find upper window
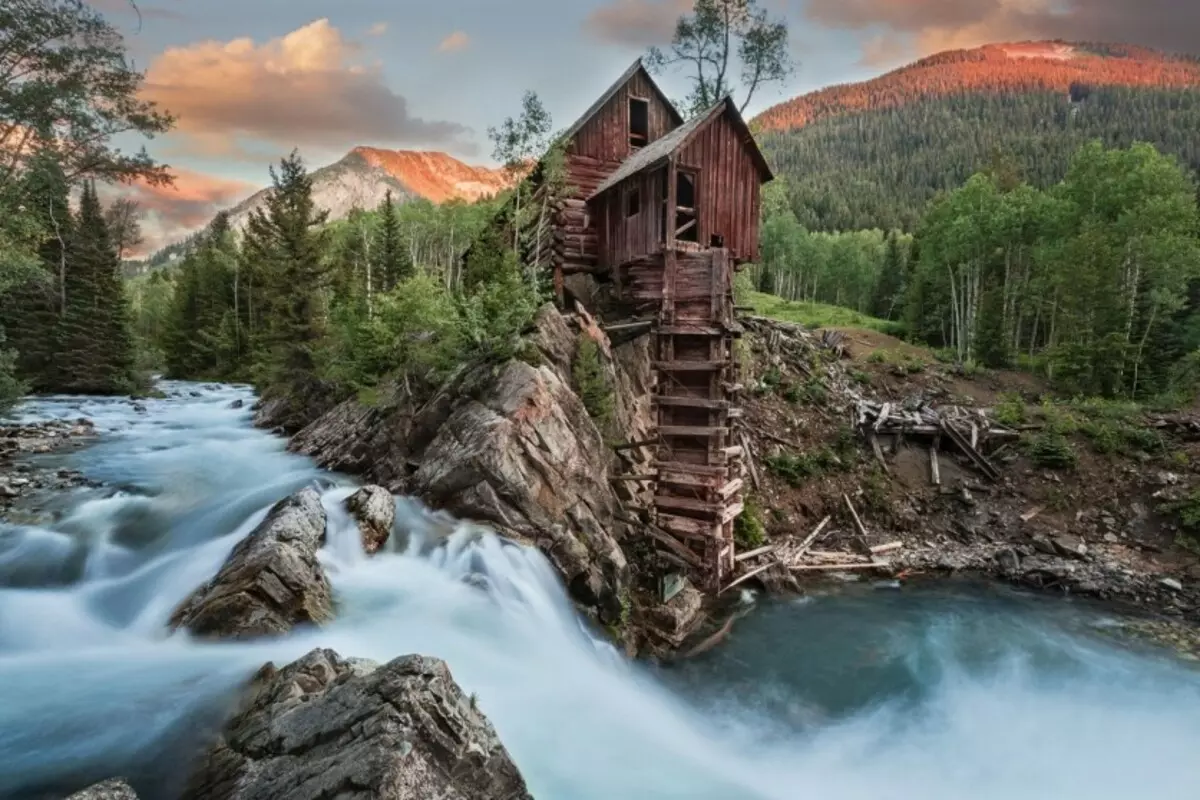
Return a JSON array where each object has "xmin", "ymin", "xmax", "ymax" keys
[{"xmin": 629, "ymin": 97, "xmax": 649, "ymax": 149}]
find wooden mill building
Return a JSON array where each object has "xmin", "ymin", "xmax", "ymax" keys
[{"xmin": 520, "ymin": 60, "xmax": 773, "ymax": 591}]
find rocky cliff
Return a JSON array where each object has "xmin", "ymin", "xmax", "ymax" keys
[{"xmin": 286, "ymin": 302, "xmax": 704, "ymax": 653}]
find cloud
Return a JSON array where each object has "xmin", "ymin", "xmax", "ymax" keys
[
  {"xmin": 101, "ymin": 167, "xmax": 256, "ymax": 256},
  {"xmin": 584, "ymin": 0, "xmax": 691, "ymax": 47},
  {"xmin": 437, "ymin": 31, "xmax": 471, "ymax": 53},
  {"xmin": 858, "ymin": 34, "xmax": 914, "ymax": 68},
  {"xmin": 805, "ymin": 0, "xmax": 1200, "ymax": 60},
  {"xmin": 368, "ymin": 22, "xmax": 388, "ymax": 37},
  {"xmin": 139, "ymin": 19, "xmax": 470, "ymax": 157}
]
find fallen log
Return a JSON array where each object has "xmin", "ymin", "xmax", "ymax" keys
[
  {"xmin": 843, "ymin": 494, "xmax": 869, "ymax": 538},
  {"xmin": 870, "ymin": 541, "xmax": 904, "ymax": 555},
  {"xmin": 790, "ymin": 561, "xmax": 891, "ymax": 573},
  {"xmin": 720, "ymin": 561, "xmax": 777, "ymax": 595},
  {"xmin": 794, "ymin": 516, "xmax": 832, "ymax": 560},
  {"xmin": 735, "ymin": 544, "xmax": 778, "ymax": 562}
]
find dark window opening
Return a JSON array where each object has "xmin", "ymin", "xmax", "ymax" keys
[
  {"xmin": 675, "ymin": 171, "xmax": 698, "ymax": 243},
  {"xmin": 626, "ymin": 187, "xmax": 641, "ymax": 219},
  {"xmin": 710, "ymin": 234, "xmax": 724, "ymax": 248},
  {"xmin": 629, "ymin": 98, "xmax": 649, "ymax": 148}
]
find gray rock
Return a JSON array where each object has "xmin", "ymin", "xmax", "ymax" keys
[
  {"xmin": 995, "ymin": 548, "xmax": 1021, "ymax": 573},
  {"xmin": 345, "ymin": 485, "xmax": 394, "ymax": 554},
  {"xmin": 170, "ymin": 488, "xmax": 333, "ymax": 639},
  {"xmin": 1052, "ymin": 534, "xmax": 1087, "ymax": 559},
  {"xmin": 1103, "ymin": 533, "xmax": 1120, "ymax": 544},
  {"xmin": 65, "ymin": 779, "xmax": 138, "ymax": 799},
  {"xmin": 182, "ymin": 648, "xmax": 532, "ymax": 800},
  {"xmin": 229, "ymin": 399, "xmax": 245, "ymax": 410},
  {"xmin": 1161, "ymin": 577, "xmax": 1184, "ymax": 592}
]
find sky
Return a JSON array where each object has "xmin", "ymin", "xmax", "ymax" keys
[{"xmin": 95, "ymin": 0, "xmax": 1200, "ymax": 252}]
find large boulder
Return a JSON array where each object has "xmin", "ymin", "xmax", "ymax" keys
[
  {"xmin": 182, "ymin": 648, "xmax": 532, "ymax": 800},
  {"xmin": 345, "ymin": 485, "xmax": 395, "ymax": 554},
  {"xmin": 411, "ymin": 356, "xmax": 628, "ymax": 622},
  {"xmin": 170, "ymin": 488, "xmax": 333, "ymax": 639}
]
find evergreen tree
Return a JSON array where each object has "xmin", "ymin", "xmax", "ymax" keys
[
  {"xmin": 870, "ymin": 230, "xmax": 906, "ymax": 320},
  {"xmin": 377, "ymin": 190, "xmax": 411, "ymax": 292},
  {"xmin": 241, "ymin": 151, "xmax": 331, "ymax": 423},
  {"xmin": 57, "ymin": 181, "xmax": 137, "ymax": 393}
]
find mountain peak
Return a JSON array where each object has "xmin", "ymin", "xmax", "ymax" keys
[
  {"xmin": 345, "ymin": 147, "xmax": 510, "ymax": 203},
  {"xmin": 754, "ymin": 40, "xmax": 1200, "ymax": 132}
]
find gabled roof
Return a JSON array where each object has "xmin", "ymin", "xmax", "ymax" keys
[
  {"xmin": 588, "ymin": 96, "xmax": 774, "ymax": 200},
  {"xmin": 560, "ymin": 58, "xmax": 684, "ymax": 145}
]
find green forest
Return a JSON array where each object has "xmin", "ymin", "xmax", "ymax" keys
[
  {"xmin": 760, "ymin": 87, "xmax": 1200, "ymax": 232},
  {"xmin": 753, "ymin": 140, "xmax": 1200, "ymax": 401}
]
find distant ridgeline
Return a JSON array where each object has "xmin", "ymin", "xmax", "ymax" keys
[{"xmin": 753, "ymin": 42, "xmax": 1200, "ymax": 232}]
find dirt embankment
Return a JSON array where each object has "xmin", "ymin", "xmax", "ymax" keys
[{"xmin": 733, "ymin": 317, "xmax": 1200, "ymax": 633}]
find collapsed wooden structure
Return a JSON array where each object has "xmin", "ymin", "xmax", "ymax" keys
[{"xmin": 504, "ymin": 60, "xmax": 774, "ymax": 590}]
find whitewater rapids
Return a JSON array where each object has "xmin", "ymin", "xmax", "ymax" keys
[{"xmin": 1, "ymin": 383, "xmax": 1200, "ymax": 799}]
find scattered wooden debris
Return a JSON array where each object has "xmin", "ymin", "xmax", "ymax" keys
[
  {"xmin": 795, "ymin": 516, "xmax": 832, "ymax": 560},
  {"xmin": 852, "ymin": 399, "xmax": 1015, "ymax": 481},
  {"xmin": 870, "ymin": 541, "xmax": 904, "ymax": 555},
  {"xmin": 843, "ymin": 494, "xmax": 869, "ymax": 538},
  {"xmin": 720, "ymin": 562, "xmax": 777, "ymax": 594},
  {"xmin": 790, "ymin": 561, "xmax": 890, "ymax": 573},
  {"xmin": 734, "ymin": 544, "xmax": 778, "ymax": 562}
]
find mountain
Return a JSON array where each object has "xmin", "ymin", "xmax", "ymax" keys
[
  {"xmin": 222, "ymin": 147, "xmax": 512, "ymax": 232},
  {"xmin": 753, "ymin": 41, "xmax": 1200, "ymax": 232},
  {"xmin": 134, "ymin": 149, "xmax": 512, "ymax": 271}
]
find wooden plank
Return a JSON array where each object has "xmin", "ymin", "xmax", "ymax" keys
[
  {"xmin": 645, "ymin": 525, "xmax": 704, "ymax": 568},
  {"xmin": 735, "ymin": 544, "xmax": 778, "ymax": 562},
  {"xmin": 790, "ymin": 562, "xmax": 891, "ymax": 573},
  {"xmin": 658, "ymin": 513, "xmax": 718, "ymax": 539},
  {"xmin": 720, "ymin": 562, "xmax": 776, "ymax": 595},
  {"xmin": 843, "ymin": 494, "xmax": 869, "ymax": 538},
  {"xmin": 659, "ymin": 425, "xmax": 727, "ymax": 437},
  {"xmin": 613, "ymin": 438, "xmax": 659, "ymax": 452},
  {"xmin": 653, "ymin": 360, "xmax": 727, "ymax": 371},
  {"xmin": 655, "ymin": 495, "xmax": 722, "ymax": 516},
  {"xmin": 718, "ymin": 478, "xmax": 744, "ymax": 500},
  {"xmin": 793, "ymin": 516, "xmax": 831, "ymax": 562},
  {"xmin": 652, "ymin": 395, "xmax": 730, "ymax": 410}
]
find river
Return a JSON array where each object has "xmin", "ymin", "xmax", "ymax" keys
[{"xmin": 2, "ymin": 382, "xmax": 1200, "ymax": 799}]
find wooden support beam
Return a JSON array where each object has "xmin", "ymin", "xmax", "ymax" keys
[
  {"xmin": 652, "ymin": 395, "xmax": 730, "ymax": 410},
  {"xmin": 659, "ymin": 425, "xmax": 728, "ymax": 438},
  {"xmin": 653, "ymin": 360, "xmax": 727, "ymax": 372},
  {"xmin": 790, "ymin": 562, "xmax": 890, "ymax": 573},
  {"xmin": 610, "ymin": 473, "xmax": 656, "ymax": 483},
  {"xmin": 720, "ymin": 562, "xmax": 776, "ymax": 595},
  {"xmin": 645, "ymin": 525, "xmax": 704, "ymax": 568}
]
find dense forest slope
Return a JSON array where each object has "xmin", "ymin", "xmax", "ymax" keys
[{"xmin": 754, "ymin": 42, "xmax": 1200, "ymax": 231}]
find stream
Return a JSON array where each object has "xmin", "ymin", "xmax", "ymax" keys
[{"xmin": 2, "ymin": 382, "xmax": 1200, "ymax": 799}]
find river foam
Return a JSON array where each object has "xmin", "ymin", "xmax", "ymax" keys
[{"xmin": 2, "ymin": 383, "xmax": 1200, "ymax": 799}]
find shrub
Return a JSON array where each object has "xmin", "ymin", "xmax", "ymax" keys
[
  {"xmin": 994, "ymin": 393, "xmax": 1027, "ymax": 427},
  {"xmin": 735, "ymin": 495, "xmax": 767, "ymax": 548},
  {"xmin": 1025, "ymin": 431, "xmax": 1077, "ymax": 469},
  {"xmin": 572, "ymin": 337, "xmax": 614, "ymax": 427}
]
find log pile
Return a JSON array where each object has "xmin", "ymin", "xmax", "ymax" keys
[{"xmin": 853, "ymin": 399, "xmax": 1019, "ymax": 483}]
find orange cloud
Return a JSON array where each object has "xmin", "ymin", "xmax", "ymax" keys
[
  {"xmin": 583, "ymin": 0, "xmax": 691, "ymax": 47},
  {"xmin": 139, "ymin": 19, "xmax": 470, "ymax": 157},
  {"xmin": 102, "ymin": 167, "xmax": 256, "ymax": 256},
  {"xmin": 437, "ymin": 31, "xmax": 471, "ymax": 53}
]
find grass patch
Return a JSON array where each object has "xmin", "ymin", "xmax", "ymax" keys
[
  {"xmin": 764, "ymin": 434, "xmax": 856, "ymax": 487},
  {"xmin": 994, "ymin": 393, "xmax": 1027, "ymax": 427},
  {"xmin": 744, "ymin": 291, "xmax": 904, "ymax": 336}
]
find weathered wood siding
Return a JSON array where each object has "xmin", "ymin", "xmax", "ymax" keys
[
  {"xmin": 677, "ymin": 112, "xmax": 763, "ymax": 264},
  {"xmin": 596, "ymin": 169, "xmax": 666, "ymax": 269},
  {"xmin": 568, "ymin": 70, "xmax": 678, "ymax": 164}
]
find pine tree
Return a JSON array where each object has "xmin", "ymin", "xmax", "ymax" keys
[
  {"xmin": 377, "ymin": 190, "xmax": 410, "ymax": 292},
  {"xmin": 57, "ymin": 182, "xmax": 137, "ymax": 393},
  {"xmin": 870, "ymin": 230, "xmax": 906, "ymax": 320},
  {"xmin": 242, "ymin": 151, "xmax": 332, "ymax": 423}
]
